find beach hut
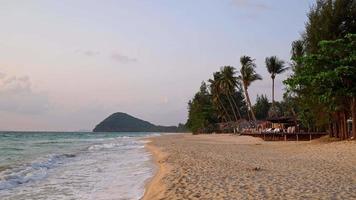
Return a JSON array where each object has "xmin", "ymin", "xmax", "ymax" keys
[
  {"xmin": 266, "ymin": 117, "xmax": 297, "ymax": 133},
  {"xmin": 256, "ymin": 121, "xmax": 272, "ymax": 133}
]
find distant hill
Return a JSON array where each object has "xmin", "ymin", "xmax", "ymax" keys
[{"xmin": 93, "ymin": 112, "xmax": 186, "ymax": 132}]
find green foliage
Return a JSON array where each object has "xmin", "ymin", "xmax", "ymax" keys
[
  {"xmin": 304, "ymin": 0, "xmax": 356, "ymax": 53},
  {"xmin": 239, "ymin": 56, "xmax": 262, "ymax": 87},
  {"xmin": 186, "ymin": 82, "xmax": 217, "ymax": 133},
  {"xmin": 285, "ymin": 34, "xmax": 356, "ymax": 130},
  {"xmin": 93, "ymin": 112, "xmax": 185, "ymax": 132},
  {"xmin": 265, "ymin": 56, "xmax": 288, "ymax": 79},
  {"xmin": 208, "ymin": 67, "xmax": 248, "ymax": 122},
  {"xmin": 220, "ymin": 66, "xmax": 239, "ymax": 95},
  {"xmin": 253, "ymin": 95, "xmax": 271, "ymax": 120},
  {"xmin": 220, "ymin": 66, "xmax": 241, "ymax": 121},
  {"xmin": 265, "ymin": 56, "xmax": 288, "ymax": 118},
  {"xmin": 284, "ymin": 0, "xmax": 356, "ymax": 134},
  {"xmin": 239, "ymin": 56, "xmax": 262, "ymax": 121},
  {"xmin": 187, "ymin": 66, "xmax": 249, "ymax": 133},
  {"xmin": 233, "ymin": 87, "xmax": 249, "ymax": 119}
]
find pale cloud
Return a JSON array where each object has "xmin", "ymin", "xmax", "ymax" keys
[
  {"xmin": 0, "ymin": 74, "xmax": 50, "ymax": 114},
  {"xmin": 77, "ymin": 50, "xmax": 137, "ymax": 63},
  {"xmin": 231, "ymin": 0, "xmax": 270, "ymax": 10},
  {"xmin": 83, "ymin": 50, "xmax": 100, "ymax": 57},
  {"xmin": 110, "ymin": 53, "xmax": 137, "ymax": 63},
  {"xmin": 76, "ymin": 50, "xmax": 100, "ymax": 57}
]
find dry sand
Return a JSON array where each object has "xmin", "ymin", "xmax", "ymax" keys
[{"xmin": 142, "ymin": 133, "xmax": 356, "ymax": 200}]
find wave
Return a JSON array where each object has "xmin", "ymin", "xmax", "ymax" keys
[
  {"xmin": 0, "ymin": 147, "xmax": 24, "ymax": 151},
  {"xmin": 0, "ymin": 133, "xmax": 155, "ymax": 199},
  {"xmin": 1, "ymin": 139, "xmax": 143, "ymax": 191},
  {"xmin": 88, "ymin": 143, "xmax": 122, "ymax": 150},
  {"xmin": 0, "ymin": 153, "xmax": 76, "ymax": 190},
  {"xmin": 88, "ymin": 140, "xmax": 145, "ymax": 151}
]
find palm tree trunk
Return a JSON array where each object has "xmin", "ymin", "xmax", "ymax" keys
[
  {"xmin": 243, "ymin": 85, "xmax": 257, "ymax": 121},
  {"xmin": 329, "ymin": 122, "xmax": 334, "ymax": 137},
  {"xmin": 217, "ymin": 95, "xmax": 232, "ymax": 122},
  {"xmin": 230, "ymin": 95, "xmax": 242, "ymax": 119},
  {"xmin": 342, "ymin": 111, "xmax": 347, "ymax": 139},
  {"xmin": 227, "ymin": 95, "xmax": 239, "ymax": 122},
  {"xmin": 336, "ymin": 112, "xmax": 341, "ymax": 138},
  {"xmin": 352, "ymin": 97, "xmax": 356, "ymax": 139},
  {"xmin": 272, "ymin": 77, "xmax": 275, "ymax": 108},
  {"xmin": 247, "ymin": 109, "xmax": 251, "ymax": 121}
]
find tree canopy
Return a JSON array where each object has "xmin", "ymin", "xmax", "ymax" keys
[{"xmin": 253, "ymin": 95, "xmax": 271, "ymax": 120}]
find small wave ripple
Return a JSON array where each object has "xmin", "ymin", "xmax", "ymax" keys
[{"xmin": 0, "ymin": 153, "xmax": 75, "ymax": 190}]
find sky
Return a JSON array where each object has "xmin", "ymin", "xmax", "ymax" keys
[{"xmin": 0, "ymin": 0, "xmax": 314, "ymax": 131}]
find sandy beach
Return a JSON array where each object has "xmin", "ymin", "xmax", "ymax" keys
[{"xmin": 143, "ymin": 134, "xmax": 356, "ymax": 200}]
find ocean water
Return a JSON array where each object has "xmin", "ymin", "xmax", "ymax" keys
[{"xmin": 0, "ymin": 131, "xmax": 159, "ymax": 200}]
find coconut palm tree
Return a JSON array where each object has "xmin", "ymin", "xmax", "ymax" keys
[
  {"xmin": 291, "ymin": 40, "xmax": 304, "ymax": 62},
  {"xmin": 291, "ymin": 40, "xmax": 305, "ymax": 72},
  {"xmin": 208, "ymin": 72, "xmax": 232, "ymax": 122},
  {"xmin": 239, "ymin": 56, "xmax": 262, "ymax": 121},
  {"xmin": 220, "ymin": 66, "xmax": 242, "ymax": 121},
  {"xmin": 265, "ymin": 56, "xmax": 288, "ymax": 108}
]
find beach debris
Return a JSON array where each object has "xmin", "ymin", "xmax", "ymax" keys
[{"xmin": 252, "ymin": 167, "xmax": 262, "ymax": 171}]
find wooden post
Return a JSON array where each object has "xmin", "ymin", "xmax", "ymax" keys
[
  {"xmin": 296, "ymin": 133, "xmax": 299, "ymax": 142},
  {"xmin": 309, "ymin": 133, "xmax": 312, "ymax": 141},
  {"xmin": 284, "ymin": 134, "xmax": 287, "ymax": 142}
]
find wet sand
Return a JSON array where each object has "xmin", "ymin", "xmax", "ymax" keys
[{"xmin": 143, "ymin": 133, "xmax": 356, "ymax": 200}]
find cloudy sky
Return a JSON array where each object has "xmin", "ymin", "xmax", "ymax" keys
[{"xmin": 0, "ymin": 0, "xmax": 313, "ymax": 131}]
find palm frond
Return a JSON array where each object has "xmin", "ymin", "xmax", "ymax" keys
[
  {"xmin": 239, "ymin": 55, "xmax": 262, "ymax": 87},
  {"xmin": 265, "ymin": 56, "xmax": 288, "ymax": 76}
]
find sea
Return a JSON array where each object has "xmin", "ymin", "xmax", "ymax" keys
[{"xmin": 0, "ymin": 131, "xmax": 160, "ymax": 200}]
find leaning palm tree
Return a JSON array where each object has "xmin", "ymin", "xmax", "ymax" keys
[
  {"xmin": 208, "ymin": 72, "xmax": 232, "ymax": 122},
  {"xmin": 265, "ymin": 56, "xmax": 288, "ymax": 108},
  {"xmin": 239, "ymin": 56, "xmax": 262, "ymax": 121},
  {"xmin": 220, "ymin": 66, "xmax": 242, "ymax": 121}
]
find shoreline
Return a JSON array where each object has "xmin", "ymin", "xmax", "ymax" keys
[
  {"xmin": 141, "ymin": 133, "xmax": 356, "ymax": 199},
  {"xmin": 142, "ymin": 133, "xmax": 187, "ymax": 200},
  {"xmin": 142, "ymin": 139, "xmax": 169, "ymax": 200}
]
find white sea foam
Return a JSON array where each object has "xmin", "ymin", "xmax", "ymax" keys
[
  {"xmin": 0, "ymin": 153, "xmax": 76, "ymax": 190},
  {"xmin": 0, "ymin": 133, "xmax": 155, "ymax": 200}
]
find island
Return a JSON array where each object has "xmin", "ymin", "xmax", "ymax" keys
[{"xmin": 93, "ymin": 112, "xmax": 186, "ymax": 132}]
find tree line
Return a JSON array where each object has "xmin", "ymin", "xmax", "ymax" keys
[
  {"xmin": 186, "ymin": 55, "xmax": 288, "ymax": 133},
  {"xmin": 284, "ymin": 0, "xmax": 356, "ymax": 139},
  {"xmin": 187, "ymin": 0, "xmax": 356, "ymax": 139}
]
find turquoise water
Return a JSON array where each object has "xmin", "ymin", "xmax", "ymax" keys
[{"xmin": 0, "ymin": 131, "xmax": 158, "ymax": 200}]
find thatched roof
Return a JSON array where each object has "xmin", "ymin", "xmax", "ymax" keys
[{"xmin": 266, "ymin": 116, "xmax": 295, "ymax": 124}]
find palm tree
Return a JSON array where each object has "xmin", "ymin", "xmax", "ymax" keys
[
  {"xmin": 291, "ymin": 40, "xmax": 304, "ymax": 62},
  {"xmin": 220, "ymin": 66, "xmax": 242, "ymax": 121},
  {"xmin": 239, "ymin": 56, "xmax": 262, "ymax": 121},
  {"xmin": 265, "ymin": 56, "xmax": 288, "ymax": 108},
  {"xmin": 209, "ymin": 72, "xmax": 232, "ymax": 122},
  {"xmin": 291, "ymin": 40, "xmax": 305, "ymax": 72}
]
